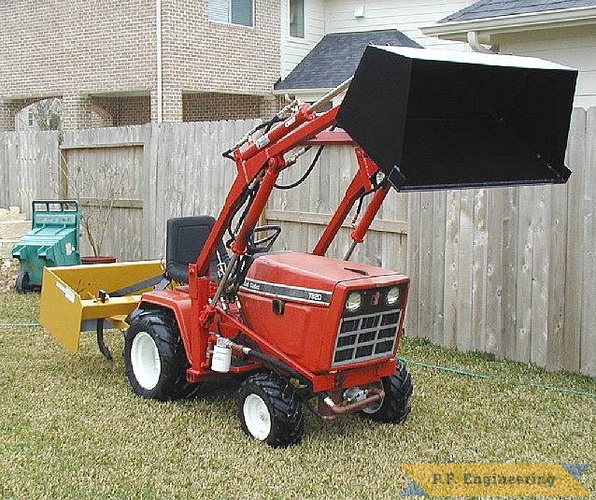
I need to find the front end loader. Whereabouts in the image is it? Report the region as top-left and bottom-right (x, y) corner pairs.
(40, 46), (577, 447)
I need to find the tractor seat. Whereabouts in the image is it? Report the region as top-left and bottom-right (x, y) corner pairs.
(165, 216), (228, 284)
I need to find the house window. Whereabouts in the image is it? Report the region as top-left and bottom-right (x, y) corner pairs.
(289, 0), (305, 38)
(210, 0), (254, 27)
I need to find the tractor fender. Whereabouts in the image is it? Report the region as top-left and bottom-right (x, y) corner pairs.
(128, 292), (194, 361)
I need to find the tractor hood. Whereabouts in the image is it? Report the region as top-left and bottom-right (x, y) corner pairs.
(336, 45), (578, 191)
(242, 252), (402, 304)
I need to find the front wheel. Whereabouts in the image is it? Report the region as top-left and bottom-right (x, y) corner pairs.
(237, 372), (304, 447)
(123, 310), (193, 401)
(361, 362), (413, 423)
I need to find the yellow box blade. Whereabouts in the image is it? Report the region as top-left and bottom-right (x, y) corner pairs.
(39, 260), (164, 353)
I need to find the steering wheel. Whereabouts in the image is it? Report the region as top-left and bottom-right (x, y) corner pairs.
(247, 225), (282, 254)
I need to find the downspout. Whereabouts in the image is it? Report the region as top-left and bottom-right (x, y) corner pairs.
(467, 31), (494, 53)
(156, 0), (163, 123)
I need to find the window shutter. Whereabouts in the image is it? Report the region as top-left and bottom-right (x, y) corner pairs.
(209, 0), (229, 22)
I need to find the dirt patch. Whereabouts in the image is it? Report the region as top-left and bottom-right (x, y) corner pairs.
(1, 259), (19, 293)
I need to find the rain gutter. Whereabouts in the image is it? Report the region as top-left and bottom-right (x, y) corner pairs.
(421, 6), (596, 42)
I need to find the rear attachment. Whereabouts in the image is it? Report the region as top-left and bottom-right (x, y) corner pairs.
(39, 260), (164, 358)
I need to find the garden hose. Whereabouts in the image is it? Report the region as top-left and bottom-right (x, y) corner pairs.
(0, 322), (40, 327)
(398, 356), (596, 398)
(398, 355), (489, 379)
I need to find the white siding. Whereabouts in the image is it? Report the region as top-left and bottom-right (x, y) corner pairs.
(494, 25), (596, 108)
(281, 0), (326, 78)
(280, 0), (476, 78)
(323, 0), (474, 48)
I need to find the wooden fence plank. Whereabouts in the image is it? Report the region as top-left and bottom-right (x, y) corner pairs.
(444, 190), (461, 348)
(546, 182), (569, 372)
(472, 189), (488, 353)
(501, 187), (519, 360)
(485, 188), (505, 358)
(514, 187), (534, 363)
(457, 190), (474, 351)
(430, 191), (446, 342)
(580, 107), (596, 377)
(405, 191), (421, 337)
(0, 133), (9, 206)
(417, 191), (434, 341)
(529, 185), (551, 368)
(562, 109), (586, 373)
(143, 124), (159, 258)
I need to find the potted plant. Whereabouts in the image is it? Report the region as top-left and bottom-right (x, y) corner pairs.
(59, 155), (127, 263)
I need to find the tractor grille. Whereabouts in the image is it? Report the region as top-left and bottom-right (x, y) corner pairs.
(332, 308), (401, 366)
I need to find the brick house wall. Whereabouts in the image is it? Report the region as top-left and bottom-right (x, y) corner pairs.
(94, 96), (153, 127)
(0, 0), (156, 129)
(160, 0), (280, 122)
(184, 93), (268, 121)
(0, 0), (281, 130)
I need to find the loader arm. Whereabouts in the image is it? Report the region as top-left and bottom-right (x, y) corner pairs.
(194, 104), (342, 278)
(187, 102), (350, 375)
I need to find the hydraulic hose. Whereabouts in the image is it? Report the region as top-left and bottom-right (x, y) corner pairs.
(275, 145), (324, 190)
(225, 339), (311, 387)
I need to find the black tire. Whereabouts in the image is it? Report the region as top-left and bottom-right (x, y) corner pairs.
(361, 362), (413, 423)
(15, 271), (30, 293)
(123, 309), (194, 401)
(237, 372), (304, 447)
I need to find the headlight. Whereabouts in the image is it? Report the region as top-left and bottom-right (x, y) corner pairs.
(345, 292), (362, 312)
(386, 286), (401, 305)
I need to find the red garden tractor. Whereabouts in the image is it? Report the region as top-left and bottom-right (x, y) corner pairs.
(41, 46), (577, 447)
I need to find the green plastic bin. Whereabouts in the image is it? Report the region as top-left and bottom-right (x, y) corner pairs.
(12, 200), (81, 292)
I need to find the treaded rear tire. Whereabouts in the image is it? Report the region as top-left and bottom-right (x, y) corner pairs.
(15, 271), (30, 293)
(361, 362), (413, 424)
(123, 309), (194, 401)
(237, 372), (304, 448)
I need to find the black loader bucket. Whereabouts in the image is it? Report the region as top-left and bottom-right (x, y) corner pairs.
(336, 45), (578, 191)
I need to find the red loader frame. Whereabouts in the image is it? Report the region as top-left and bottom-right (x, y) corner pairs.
(140, 80), (400, 393)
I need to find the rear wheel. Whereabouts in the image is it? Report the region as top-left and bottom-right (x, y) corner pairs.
(361, 362), (413, 423)
(15, 271), (30, 293)
(237, 372), (304, 447)
(123, 310), (194, 401)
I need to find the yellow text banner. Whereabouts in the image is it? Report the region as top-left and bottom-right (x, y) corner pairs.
(401, 463), (589, 497)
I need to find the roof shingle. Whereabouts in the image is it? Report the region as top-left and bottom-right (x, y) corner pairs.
(275, 30), (420, 91)
(441, 0), (596, 23)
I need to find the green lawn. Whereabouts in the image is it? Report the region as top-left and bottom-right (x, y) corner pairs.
(1, 291), (594, 499)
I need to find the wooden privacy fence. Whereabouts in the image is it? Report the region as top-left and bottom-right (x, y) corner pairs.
(407, 107), (596, 377)
(0, 110), (594, 377)
(0, 130), (59, 214)
(0, 122), (408, 267)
